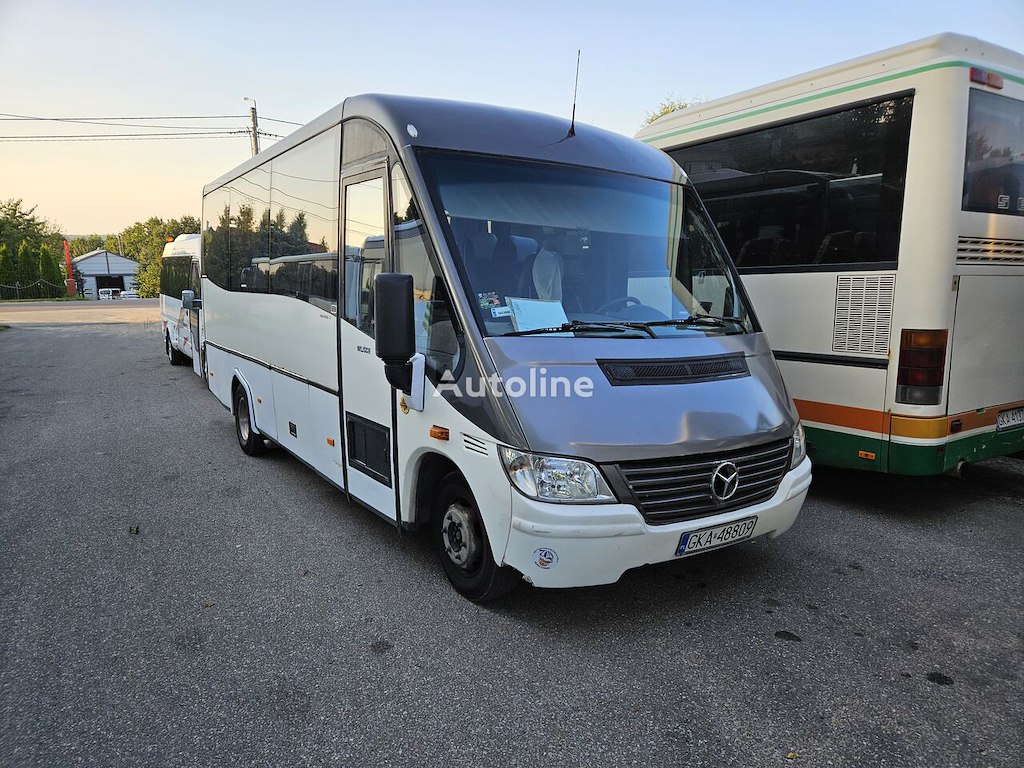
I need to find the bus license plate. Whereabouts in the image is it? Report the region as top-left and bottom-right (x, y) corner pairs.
(996, 407), (1024, 432)
(676, 516), (758, 557)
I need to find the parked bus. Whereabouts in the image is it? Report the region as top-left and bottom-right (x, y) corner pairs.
(196, 94), (810, 600)
(637, 34), (1024, 476)
(159, 233), (203, 376)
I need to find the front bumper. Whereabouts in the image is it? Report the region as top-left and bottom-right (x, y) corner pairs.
(501, 456), (811, 588)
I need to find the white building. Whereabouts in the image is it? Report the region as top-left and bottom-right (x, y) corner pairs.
(72, 250), (139, 299)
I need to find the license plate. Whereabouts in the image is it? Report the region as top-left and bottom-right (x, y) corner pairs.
(996, 407), (1024, 432)
(676, 516), (758, 557)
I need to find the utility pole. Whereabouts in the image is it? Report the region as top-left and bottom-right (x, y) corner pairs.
(244, 97), (260, 157)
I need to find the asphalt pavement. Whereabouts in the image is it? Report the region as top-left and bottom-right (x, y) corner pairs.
(0, 320), (1021, 767)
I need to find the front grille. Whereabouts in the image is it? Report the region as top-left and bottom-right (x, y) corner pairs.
(616, 439), (791, 525)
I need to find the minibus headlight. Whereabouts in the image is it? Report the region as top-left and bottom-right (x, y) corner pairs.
(499, 447), (615, 503)
(791, 422), (807, 469)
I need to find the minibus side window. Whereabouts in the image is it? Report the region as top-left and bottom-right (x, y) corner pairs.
(343, 177), (386, 335)
(392, 164), (463, 378)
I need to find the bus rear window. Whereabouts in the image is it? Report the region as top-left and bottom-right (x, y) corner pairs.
(963, 89), (1024, 217)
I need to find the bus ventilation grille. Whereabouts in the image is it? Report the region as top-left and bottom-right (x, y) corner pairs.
(462, 435), (489, 456)
(616, 439), (791, 525)
(598, 354), (748, 386)
(956, 237), (1024, 264)
(833, 274), (895, 356)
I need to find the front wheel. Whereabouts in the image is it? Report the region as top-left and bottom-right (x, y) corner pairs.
(234, 388), (265, 456)
(166, 333), (187, 366)
(432, 473), (519, 602)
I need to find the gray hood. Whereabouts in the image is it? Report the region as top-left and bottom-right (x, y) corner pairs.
(483, 333), (797, 463)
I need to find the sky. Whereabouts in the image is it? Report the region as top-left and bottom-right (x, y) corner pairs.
(1, 0), (1022, 236)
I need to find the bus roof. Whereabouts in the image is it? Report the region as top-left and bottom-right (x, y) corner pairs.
(636, 33), (1024, 147)
(162, 233), (200, 259)
(205, 94), (676, 196)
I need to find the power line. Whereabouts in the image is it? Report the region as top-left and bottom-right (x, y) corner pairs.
(0, 130), (246, 139)
(0, 111), (293, 139)
(0, 134), (249, 143)
(0, 112), (246, 121)
(261, 116), (304, 127)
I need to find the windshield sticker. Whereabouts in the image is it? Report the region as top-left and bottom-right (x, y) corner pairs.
(477, 291), (501, 310)
(491, 305), (512, 318)
(508, 297), (570, 334)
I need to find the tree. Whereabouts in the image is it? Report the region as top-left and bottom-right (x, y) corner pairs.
(1, 199), (63, 265)
(16, 241), (38, 288)
(38, 243), (64, 297)
(642, 95), (704, 127)
(114, 213), (200, 297)
(0, 244), (15, 290)
(69, 235), (106, 258)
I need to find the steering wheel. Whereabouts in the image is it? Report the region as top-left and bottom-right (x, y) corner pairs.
(596, 296), (642, 314)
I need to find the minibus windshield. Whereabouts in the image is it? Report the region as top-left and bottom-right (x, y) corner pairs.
(419, 152), (754, 338)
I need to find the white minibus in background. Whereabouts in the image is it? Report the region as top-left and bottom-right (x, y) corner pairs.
(159, 233), (203, 376)
(198, 94), (810, 601)
(638, 34), (1024, 476)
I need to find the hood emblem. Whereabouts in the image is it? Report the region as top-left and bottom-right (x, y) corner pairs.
(710, 462), (740, 502)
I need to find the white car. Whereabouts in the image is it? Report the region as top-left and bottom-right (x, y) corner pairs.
(121, 289), (140, 300)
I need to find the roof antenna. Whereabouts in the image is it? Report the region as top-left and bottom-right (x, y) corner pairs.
(567, 49), (580, 138)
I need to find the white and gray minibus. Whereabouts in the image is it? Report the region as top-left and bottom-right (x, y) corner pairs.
(159, 233), (203, 375)
(192, 95), (811, 600)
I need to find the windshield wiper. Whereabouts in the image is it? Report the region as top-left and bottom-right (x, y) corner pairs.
(503, 320), (656, 338)
(632, 315), (748, 332)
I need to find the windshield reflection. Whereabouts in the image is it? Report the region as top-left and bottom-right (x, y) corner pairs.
(419, 152), (753, 338)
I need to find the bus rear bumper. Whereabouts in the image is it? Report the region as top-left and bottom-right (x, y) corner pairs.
(502, 457), (811, 589)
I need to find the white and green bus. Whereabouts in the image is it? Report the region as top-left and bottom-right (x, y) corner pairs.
(638, 33), (1024, 475)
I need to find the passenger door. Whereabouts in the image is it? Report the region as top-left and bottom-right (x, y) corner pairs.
(340, 169), (398, 519)
(188, 258), (203, 376)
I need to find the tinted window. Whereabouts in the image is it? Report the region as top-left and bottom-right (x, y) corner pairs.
(963, 89), (1024, 216)
(189, 259), (201, 298)
(160, 255), (190, 299)
(343, 175), (386, 335)
(202, 187), (231, 289)
(228, 164), (271, 292)
(392, 164), (462, 376)
(342, 120), (388, 168)
(671, 94), (913, 270)
(269, 127), (341, 308)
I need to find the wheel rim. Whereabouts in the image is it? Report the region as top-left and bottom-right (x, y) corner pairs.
(237, 401), (251, 442)
(441, 502), (481, 571)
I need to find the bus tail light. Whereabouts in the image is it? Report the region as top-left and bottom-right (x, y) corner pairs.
(896, 329), (948, 405)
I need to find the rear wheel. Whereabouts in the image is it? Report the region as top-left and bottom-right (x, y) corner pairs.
(433, 473), (519, 602)
(166, 333), (186, 365)
(234, 387), (265, 456)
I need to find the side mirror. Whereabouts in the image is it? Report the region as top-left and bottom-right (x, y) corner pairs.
(374, 273), (424, 408)
(182, 289), (202, 310)
(374, 273), (414, 362)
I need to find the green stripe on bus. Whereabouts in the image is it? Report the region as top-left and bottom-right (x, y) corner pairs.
(938, 427), (1024, 473)
(806, 425), (1024, 475)
(804, 426), (889, 473)
(642, 60), (1024, 145)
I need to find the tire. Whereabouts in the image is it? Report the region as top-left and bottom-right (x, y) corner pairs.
(166, 333), (187, 366)
(234, 387), (265, 456)
(432, 473), (520, 602)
